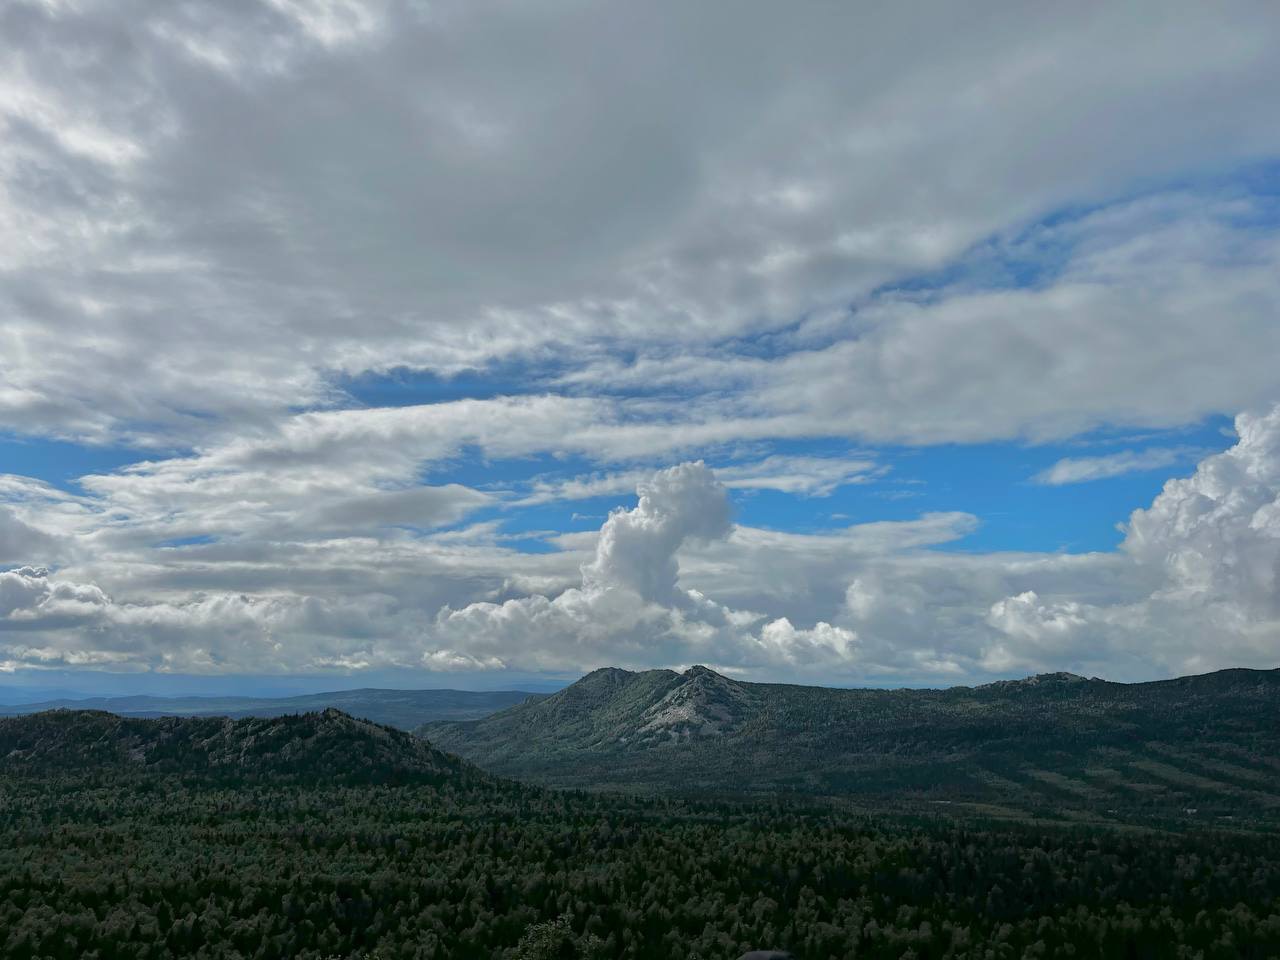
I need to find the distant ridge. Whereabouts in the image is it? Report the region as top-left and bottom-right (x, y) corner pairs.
(0, 687), (544, 731)
(423, 665), (1280, 824)
(0, 708), (481, 785)
(976, 671), (1090, 688)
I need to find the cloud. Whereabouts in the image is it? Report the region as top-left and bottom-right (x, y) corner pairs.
(513, 454), (879, 506)
(298, 484), (492, 536)
(3, 2), (1280, 684)
(0, 507), (63, 567)
(0, 565), (109, 621)
(973, 405), (1280, 676)
(1121, 405), (1280, 623)
(2, 411), (1280, 683)
(3, 3), (1280, 447)
(714, 456), (881, 497)
(433, 463), (735, 670)
(757, 617), (858, 666)
(432, 462), (866, 673)
(582, 462), (732, 604)
(680, 513), (981, 631)
(554, 406), (1279, 681)
(0, 561), (518, 675)
(0, 566), (55, 618)
(982, 591), (1098, 672)
(729, 195), (1280, 445)
(1032, 446), (1199, 485)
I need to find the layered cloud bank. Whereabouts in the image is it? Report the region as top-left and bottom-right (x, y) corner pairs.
(2, 2), (1280, 448)
(2, 407), (1279, 681)
(2, 2), (1280, 684)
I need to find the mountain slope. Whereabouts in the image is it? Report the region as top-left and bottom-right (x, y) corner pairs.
(0, 687), (543, 730)
(423, 665), (1280, 824)
(0, 708), (480, 785)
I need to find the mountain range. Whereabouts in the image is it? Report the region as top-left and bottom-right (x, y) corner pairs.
(5, 664), (1277, 828)
(0, 687), (542, 731)
(423, 664), (1280, 825)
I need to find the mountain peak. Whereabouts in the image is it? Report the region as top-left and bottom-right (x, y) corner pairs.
(1003, 670), (1085, 686)
(580, 666), (637, 683)
(681, 665), (744, 687)
(980, 671), (1091, 690)
(683, 664), (720, 678)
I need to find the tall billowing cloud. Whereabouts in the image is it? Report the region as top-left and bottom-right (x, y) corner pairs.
(432, 462), (855, 673)
(974, 406), (1280, 677)
(432, 463), (735, 669)
(582, 462), (732, 604)
(1123, 407), (1280, 621)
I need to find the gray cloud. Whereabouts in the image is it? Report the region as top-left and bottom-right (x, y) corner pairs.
(3, 2), (1280, 446)
(512, 455), (880, 506)
(4, 1), (1280, 683)
(0, 508), (63, 567)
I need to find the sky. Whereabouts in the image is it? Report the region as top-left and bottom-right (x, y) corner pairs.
(2, 0), (1280, 697)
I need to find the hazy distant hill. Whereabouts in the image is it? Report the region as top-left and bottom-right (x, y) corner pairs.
(0, 687), (543, 731)
(423, 665), (1280, 825)
(0, 708), (480, 785)
(0, 686), (92, 705)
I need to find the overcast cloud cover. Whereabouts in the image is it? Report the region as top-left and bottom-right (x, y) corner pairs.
(2, 0), (1279, 690)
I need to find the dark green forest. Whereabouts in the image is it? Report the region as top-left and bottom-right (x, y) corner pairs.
(3, 710), (1280, 959)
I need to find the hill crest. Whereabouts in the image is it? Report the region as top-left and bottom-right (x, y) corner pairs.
(0, 707), (479, 785)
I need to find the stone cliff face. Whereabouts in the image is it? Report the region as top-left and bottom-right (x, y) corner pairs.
(635, 665), (758, 742)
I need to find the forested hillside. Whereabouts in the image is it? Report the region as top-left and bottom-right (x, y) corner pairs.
(2, 709), (1280, 958)
(0, 709), (478, 786)
(423, 666), (1280, 826)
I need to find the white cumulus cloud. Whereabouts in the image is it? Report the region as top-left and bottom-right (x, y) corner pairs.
(2, 414), (1280, 683)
